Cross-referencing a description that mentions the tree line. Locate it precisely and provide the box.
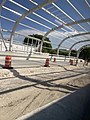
[23,34,90,60]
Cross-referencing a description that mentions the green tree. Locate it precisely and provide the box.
[79,47,90,60]
[49,49,57,54]
[23,34,52,53]
[71,50,77,57]
[59,49,69,56]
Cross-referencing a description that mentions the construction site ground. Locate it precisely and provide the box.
[0,58,90,120]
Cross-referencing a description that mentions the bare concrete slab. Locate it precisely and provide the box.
[17,84,90,120]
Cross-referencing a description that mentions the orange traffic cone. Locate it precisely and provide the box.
[44,58,50,67]
[53,58,56,62]
[3,55,13,69]
[69,59,73,65]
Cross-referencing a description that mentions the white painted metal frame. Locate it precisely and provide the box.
[2,29,51,44]
[9,0,57,51]
[29,0,90,48]
[57,32,90,55]
[0,0,8,50]
[8,0,76,43]
[67,0,90,26]
[1,0,90,53]
[77,44,90,59]
[52,2,88,32]
[2,5,69,46]
[2,1,88,39]
[39,18,90,52]
[7,0,79,44]
[0,14,65,44]
[69,39,90,57]
[85,0,90,8]
[30,0,89,40]
[0,29,7,50]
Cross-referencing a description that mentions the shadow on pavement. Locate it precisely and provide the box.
[0,68,81,95]
[17,84,90,120]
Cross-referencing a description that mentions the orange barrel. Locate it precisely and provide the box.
[5,55,12,68]
[69,59,73,65]
[69,59,71,64]
[44,58,50,67]
[53,58,56,62]
[75,59,78,66]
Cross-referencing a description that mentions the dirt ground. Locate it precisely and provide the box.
[0,64,90,120]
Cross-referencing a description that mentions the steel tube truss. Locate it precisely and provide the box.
[0,14,64,45]
[67,0,90,26]
[0,29,7,50]
[57,32,90,55]
[6,0,83,47]
[9,0,57,51]
[2,29,51,44]
[68,39,90,57]
[29,0,90,51]
[30,0,88,32]
[8,0,77,43]
[0,0,7,50]
[77,44,90,59]
[39,18,90,52]
[1,0,90,53]
[2,0,76,42]
[85,0,90,8]
[52,2,88,32]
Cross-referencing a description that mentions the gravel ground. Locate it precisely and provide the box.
[0,63,90,120]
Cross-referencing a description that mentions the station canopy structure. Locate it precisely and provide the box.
[0,0,90,54]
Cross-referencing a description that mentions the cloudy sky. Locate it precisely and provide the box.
[1,0,90,50]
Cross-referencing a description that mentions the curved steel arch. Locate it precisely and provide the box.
[68,39,90,57]
[77,44,90,59]
[0,0,7,50]
[0,29,7,50]
[39,18,90,52]
[57,32,90,55]
[9,0,57,51]
[0,0,7,8]
[3,29,51,44]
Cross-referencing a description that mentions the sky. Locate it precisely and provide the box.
[0,0,90,50]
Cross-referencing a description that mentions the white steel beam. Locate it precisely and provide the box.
[69,39,90,57]
[2,6,51,29]
[11,0,87,46]
[77,44,90,59]
[30,0,88,47]
[85,0,90,8]
[0,15,66,43]
[0,0,8,50]
[2,0,89,52]
[39,18,90,52]
[3,29,51,44]
[9,0,75,40]
[52,2,88,31]
[9,0,57,51]
[29,0,76,33]
[8,0,58,27]
[0,29,8,50]
[57,32,90,55]
[67,0,90,26]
